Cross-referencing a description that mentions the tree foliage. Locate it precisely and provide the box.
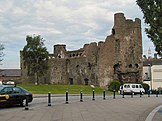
[0,44,4,64]
[140,82,150,93]
[136,0,162,55]
[108,80,121,92]
[22,35,49,84]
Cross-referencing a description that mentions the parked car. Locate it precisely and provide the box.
[0,85,33,107]
[119,83,145,95]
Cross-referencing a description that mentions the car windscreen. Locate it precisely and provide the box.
[18,87,29,93]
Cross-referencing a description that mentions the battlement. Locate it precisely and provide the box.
[114,13,126,27]
[114,13,141,28]
[112,13,141,38]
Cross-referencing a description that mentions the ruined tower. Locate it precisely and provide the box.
[53,44,66,58]
[98,13,142,87]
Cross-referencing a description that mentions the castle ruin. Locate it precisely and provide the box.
[20,13,143,88]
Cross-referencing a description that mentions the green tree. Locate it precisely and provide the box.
[108,80,121,92]
[0,44,4,64]
[136,0,162,56]
[22,35,49,84]
[140,82,150,93]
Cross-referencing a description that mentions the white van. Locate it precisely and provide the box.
[119,84,145,95]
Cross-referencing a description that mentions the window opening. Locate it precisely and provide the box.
[135,64,138,68]
[129,64,132,68]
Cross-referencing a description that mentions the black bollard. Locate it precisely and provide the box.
[156,90,158,97]
[66,91,68,104]
[25,97,29,110]
[140,90,142,98]
[48,92,51,106]
[113,90,115,99]
[92,90,95,101]
[80,90,83,102]
[103,90,106,100]
[122,90,124,98]
[131,91,133,98]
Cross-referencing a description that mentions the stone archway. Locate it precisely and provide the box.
[69,78,73,85]
[84,78,89,85]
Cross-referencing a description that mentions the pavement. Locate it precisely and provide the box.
[1,95,162,121]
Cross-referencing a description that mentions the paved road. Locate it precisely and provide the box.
[1,95,162,121]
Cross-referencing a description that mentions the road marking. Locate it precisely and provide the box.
[145,105,162,121]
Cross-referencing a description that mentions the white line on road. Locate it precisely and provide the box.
[145,105,162,121]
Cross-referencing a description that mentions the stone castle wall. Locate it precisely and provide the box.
[20,13,143,87]
[48,42,99,85]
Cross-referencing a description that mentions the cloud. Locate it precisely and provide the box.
[0,0,154,68]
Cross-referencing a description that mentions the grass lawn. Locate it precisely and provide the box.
[18,84,111,94]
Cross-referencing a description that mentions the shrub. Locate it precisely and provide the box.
[108,80,121,92]
[140,82,150,93]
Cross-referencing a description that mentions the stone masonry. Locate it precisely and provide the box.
[20,13,143,88]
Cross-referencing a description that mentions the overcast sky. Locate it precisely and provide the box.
[0,0,155,69]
